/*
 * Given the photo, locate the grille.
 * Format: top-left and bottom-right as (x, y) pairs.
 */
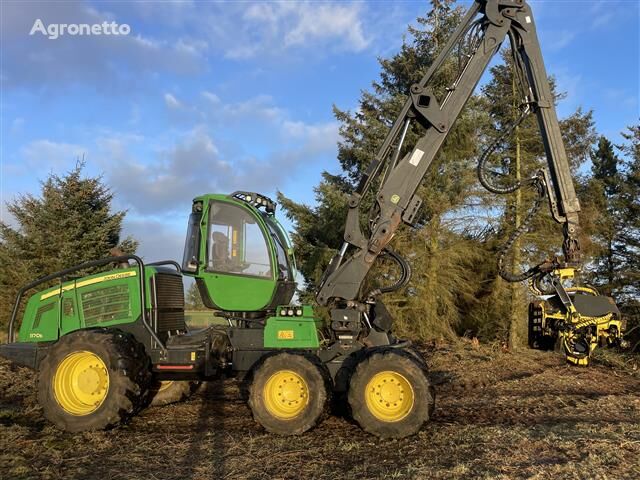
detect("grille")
(82, 285), (130, 326)
(154, 272), (186, 333)
(32, 302), (56, 329)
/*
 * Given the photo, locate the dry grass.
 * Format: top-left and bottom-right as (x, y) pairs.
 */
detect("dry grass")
(1, 344), (639, 480)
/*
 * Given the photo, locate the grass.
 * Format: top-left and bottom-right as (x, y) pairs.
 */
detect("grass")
(184, 310), (226, 328)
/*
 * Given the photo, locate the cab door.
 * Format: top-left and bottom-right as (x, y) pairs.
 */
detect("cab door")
(199, 200), (277, 311)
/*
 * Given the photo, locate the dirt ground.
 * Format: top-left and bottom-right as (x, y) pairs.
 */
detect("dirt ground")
(1, 343), (639, 480)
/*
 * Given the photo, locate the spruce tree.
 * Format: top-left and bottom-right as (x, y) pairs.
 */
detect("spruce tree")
(185, 282), (206, 310)
(579, 136), (629, 297)
(618, 125), (640, 299)
(463, 52), (595, 344)
(0, 163), (137, 327)
(281, 0), (486, 340)
(281, 1), (598, 343)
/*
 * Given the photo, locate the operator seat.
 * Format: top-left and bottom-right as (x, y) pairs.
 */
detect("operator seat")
(211, 232), (230, 270)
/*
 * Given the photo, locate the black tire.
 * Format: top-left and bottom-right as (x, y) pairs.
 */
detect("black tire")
(148, 380), (200, 407)
(348, 348), (434, 439)
(37, 328), (151, 432)
(248, 352), (331, 435)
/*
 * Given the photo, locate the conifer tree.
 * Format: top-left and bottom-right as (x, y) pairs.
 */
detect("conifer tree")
(0, 163), (137, 327)
(185, 282), (206, 310)
(617, 125), (640, 298)
(281, 0), (486, 339)
(584, 136), (625, 295)
(457, 50), (595, 344)
(281, 1), (598, 343)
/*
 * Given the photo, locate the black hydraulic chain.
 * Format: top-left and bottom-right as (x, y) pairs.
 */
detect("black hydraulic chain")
(496, 176), (546, 282)
(476, 107), (551, 282)
(477, 107), (532, 194)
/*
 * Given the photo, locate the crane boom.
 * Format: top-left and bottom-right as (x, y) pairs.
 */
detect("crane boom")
(314, 0), (625, 367)
(317, 0), (581, 305)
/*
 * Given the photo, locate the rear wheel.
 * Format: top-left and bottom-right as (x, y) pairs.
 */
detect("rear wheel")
(348, 348), (434, 438)
(148, 380), (200, 407)
(38, 328), (151, 432)
(248, 353), (330, 435)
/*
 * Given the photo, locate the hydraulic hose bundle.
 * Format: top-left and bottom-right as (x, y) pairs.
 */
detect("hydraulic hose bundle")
(476, 108), (550, 283)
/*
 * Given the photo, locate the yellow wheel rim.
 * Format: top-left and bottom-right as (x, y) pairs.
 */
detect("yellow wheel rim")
(263, 370), (309, 420)
(365, 371), (414, 422)
(53, 351), (109, 415)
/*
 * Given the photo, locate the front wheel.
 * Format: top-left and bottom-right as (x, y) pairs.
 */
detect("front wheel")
(37, 329), (151, 432)
(248, 353), (330, 435)
(348, 348), (434, 438)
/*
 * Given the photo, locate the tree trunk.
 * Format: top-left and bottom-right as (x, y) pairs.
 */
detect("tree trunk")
(508, 76), (523, 351)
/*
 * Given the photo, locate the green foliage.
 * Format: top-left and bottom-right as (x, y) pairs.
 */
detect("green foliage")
(281, 1), (485, 340)
(185, 282), (206, 310)
(280, 0), (631, 345)
(582, 136), (625, 295)
(0, 163), (137, 327)
(467, 51), (595, 346)
(578, 129), (640, 301)
(617, 125), (640, 299)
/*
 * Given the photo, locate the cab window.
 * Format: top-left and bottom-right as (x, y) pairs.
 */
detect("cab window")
(207, 202), (272, 278)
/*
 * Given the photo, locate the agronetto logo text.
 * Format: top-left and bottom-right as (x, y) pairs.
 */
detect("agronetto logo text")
(29, 19), (131, 40)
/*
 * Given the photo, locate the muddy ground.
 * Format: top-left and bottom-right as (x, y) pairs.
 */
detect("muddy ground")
(1, 343), (639, 480)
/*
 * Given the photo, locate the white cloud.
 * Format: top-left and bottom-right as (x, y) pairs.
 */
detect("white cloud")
(201, 91), (220, 105)
(283, 3), (369, 51)
(550, 66), (585, 117)
(103, 114), (337, 217)
(95, 86), (339, 218)
(122, 217), (185, 263)
(1, 1), (205, 91)
(591, 12), (614, 29)
(162, 91), (290, 126)
(214, 1), (371, 60)
(604, 88), (638, 110)
(21, 139), (87, 169)
(128, 104), (141, 125)
(164, 93), (183, 110)
(221, 95), (286, 122)
(281, 120), (339, 150)
(543, 29), (577, 51)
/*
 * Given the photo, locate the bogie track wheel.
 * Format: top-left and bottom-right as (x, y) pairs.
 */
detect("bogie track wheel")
(37, 328), (151, 432)
(348, 348), (434, 438)
(248, 353), (331, 435)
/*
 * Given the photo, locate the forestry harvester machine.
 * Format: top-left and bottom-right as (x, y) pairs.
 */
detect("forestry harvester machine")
(0, 0), (625, 437)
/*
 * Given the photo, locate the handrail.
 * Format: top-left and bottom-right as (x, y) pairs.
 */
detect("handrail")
(7, 255), (167, 353)
(147, 260), (182, 272)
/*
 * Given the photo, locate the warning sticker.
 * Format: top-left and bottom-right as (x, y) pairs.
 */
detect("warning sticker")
(277, 330), (295, 340)
(409, 149), (424, 166)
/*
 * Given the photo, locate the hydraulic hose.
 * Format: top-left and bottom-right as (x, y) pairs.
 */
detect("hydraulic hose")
(496, 177), (546, 282)
(477, 108), (531, 194)
(476, 106), (553, 283)
(366, 248), (412, 298)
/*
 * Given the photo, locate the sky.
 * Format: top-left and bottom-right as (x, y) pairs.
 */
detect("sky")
(1, 0), (638, 265)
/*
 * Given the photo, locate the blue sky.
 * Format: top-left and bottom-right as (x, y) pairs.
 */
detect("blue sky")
(1, 0), (638, 264)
